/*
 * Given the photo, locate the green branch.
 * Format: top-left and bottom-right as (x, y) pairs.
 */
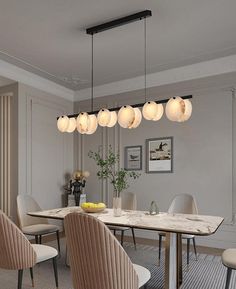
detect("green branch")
(88, 146), (140, 197)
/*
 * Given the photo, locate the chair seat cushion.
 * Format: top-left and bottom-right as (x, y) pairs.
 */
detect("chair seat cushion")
(108, 225), (130, 231)
(133, 264), (151, 288)
(32, 244), (58, 263)
(222, 249), (236, 269)
(22, 224), (59, 235)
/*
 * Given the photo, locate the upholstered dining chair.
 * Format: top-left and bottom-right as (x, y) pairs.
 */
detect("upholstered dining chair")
(64, 212), (151, 289)
(222, 248), (236, 289)
(108, 192), (137, 249)
(0, 210), (58, 289)
(17, 195), (60, 252)
(158, 194), (198, 266)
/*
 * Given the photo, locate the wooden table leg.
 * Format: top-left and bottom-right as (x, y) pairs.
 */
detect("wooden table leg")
(165, 232), (182, 289)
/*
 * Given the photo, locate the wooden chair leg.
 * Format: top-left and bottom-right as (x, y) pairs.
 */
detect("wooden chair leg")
(131, 228), (137, 250)
(30, 267), (34, 287)
(192, 237), (197, 261)
(52, 257), (59, 289)
(187, 239), (190, 267)
(158, 235), (162, 264)
(56, 230), (61, 253)
(225, 267), (232, 289)
(18, 269), (23, 289)
(121, 230), (124, 247)
(35, 235), (38, 244)
(39, 235), (42, 244)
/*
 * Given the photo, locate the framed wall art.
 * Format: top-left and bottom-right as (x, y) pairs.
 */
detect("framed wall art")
(146, 137), (173, 173)
(124, 145), (142, 171)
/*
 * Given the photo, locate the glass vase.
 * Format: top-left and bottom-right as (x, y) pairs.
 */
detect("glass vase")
(113, 196), (122, 217)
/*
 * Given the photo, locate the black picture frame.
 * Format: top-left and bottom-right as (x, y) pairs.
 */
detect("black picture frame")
(146, 137), (173, 173)
(124, 145), (142, 171)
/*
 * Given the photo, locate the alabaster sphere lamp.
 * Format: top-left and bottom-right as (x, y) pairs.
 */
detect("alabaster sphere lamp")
(66, 117), (77, 133)
(142, 101), (164, 121)
(77, 112), (90, 134)
(166, 97), (192, 122)
(178, 98), (192, 122)
(142, 101), (158, 120)
(57, 115), (69, 132)
(97, 109), (111, 126)
(118, 105), (135, 128)
(86, 114), (98, 134)
(165, 97), (182, 121)
(107, 111), (117, 127)
(152, 103), (164, 121)
(129, 108), (142, 129)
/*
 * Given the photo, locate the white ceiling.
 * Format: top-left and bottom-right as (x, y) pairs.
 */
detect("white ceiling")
(0, 0), (236, 90)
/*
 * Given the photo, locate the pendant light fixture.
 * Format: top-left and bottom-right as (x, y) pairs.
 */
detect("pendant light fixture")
(57, 10), (193, 134)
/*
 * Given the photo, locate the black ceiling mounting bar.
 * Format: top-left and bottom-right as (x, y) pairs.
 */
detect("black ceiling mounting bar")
(86, 10), (152, 35)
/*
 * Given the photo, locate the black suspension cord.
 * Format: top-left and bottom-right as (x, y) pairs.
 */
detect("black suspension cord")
(91, 34), (94, 112)
(144, 17), (147, 103)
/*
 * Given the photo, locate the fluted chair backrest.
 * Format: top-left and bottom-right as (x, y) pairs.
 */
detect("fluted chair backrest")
(168, 194), (198, 214)
(64, 213), (139, 289)
(0, 210), (36, 270)
(17, 195), (48, 228)
(121, 192), (137, 210)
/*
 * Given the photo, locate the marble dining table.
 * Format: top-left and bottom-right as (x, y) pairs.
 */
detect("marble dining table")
(28, 207), (224, 289)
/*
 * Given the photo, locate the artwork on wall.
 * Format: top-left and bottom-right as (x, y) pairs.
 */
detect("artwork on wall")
(124, 146), (142, 171)
(146, 137), (173, 173)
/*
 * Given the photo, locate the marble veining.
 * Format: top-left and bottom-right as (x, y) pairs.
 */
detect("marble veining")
(28, 207), (224, 236)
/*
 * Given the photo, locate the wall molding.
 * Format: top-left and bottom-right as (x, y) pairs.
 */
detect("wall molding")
(0, 94), (12, 216)
(26, 94), (70, 196)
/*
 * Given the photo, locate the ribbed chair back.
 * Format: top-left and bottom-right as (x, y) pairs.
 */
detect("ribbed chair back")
(121, 192), (137, 210)
(168, 193), (198, 214)
(0, 210), (36, 270)
(17, 195), (48, 228)
(64, 213), (139, 289)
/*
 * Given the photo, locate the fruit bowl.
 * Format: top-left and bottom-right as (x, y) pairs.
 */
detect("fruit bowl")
(81, 202), (106, 213)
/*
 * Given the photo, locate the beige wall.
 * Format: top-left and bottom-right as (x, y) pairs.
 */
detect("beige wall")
(17, 83), (74, 226)
(74, 87), (236, 248)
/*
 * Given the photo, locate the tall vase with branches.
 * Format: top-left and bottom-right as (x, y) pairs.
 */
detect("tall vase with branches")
(88, 146), (140, 216)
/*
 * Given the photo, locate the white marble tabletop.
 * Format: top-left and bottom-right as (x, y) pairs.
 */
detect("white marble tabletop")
(28, 207), (223, 236)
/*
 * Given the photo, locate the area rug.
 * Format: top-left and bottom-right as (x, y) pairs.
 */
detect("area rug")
(125, 242), (234, 289)
(0, 239), (234, 289)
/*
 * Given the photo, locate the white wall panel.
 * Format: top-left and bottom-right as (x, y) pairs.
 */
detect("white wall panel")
(18, 84), (74, 213)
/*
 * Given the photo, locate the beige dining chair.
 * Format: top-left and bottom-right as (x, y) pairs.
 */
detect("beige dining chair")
(108, 192), (137, 249)
(158, 194), (198, 266)
(64, 212), (151, 289)
(17, 195), (60, 252)
(0, 210), (58, 289)
(222, 248), (236, 289)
